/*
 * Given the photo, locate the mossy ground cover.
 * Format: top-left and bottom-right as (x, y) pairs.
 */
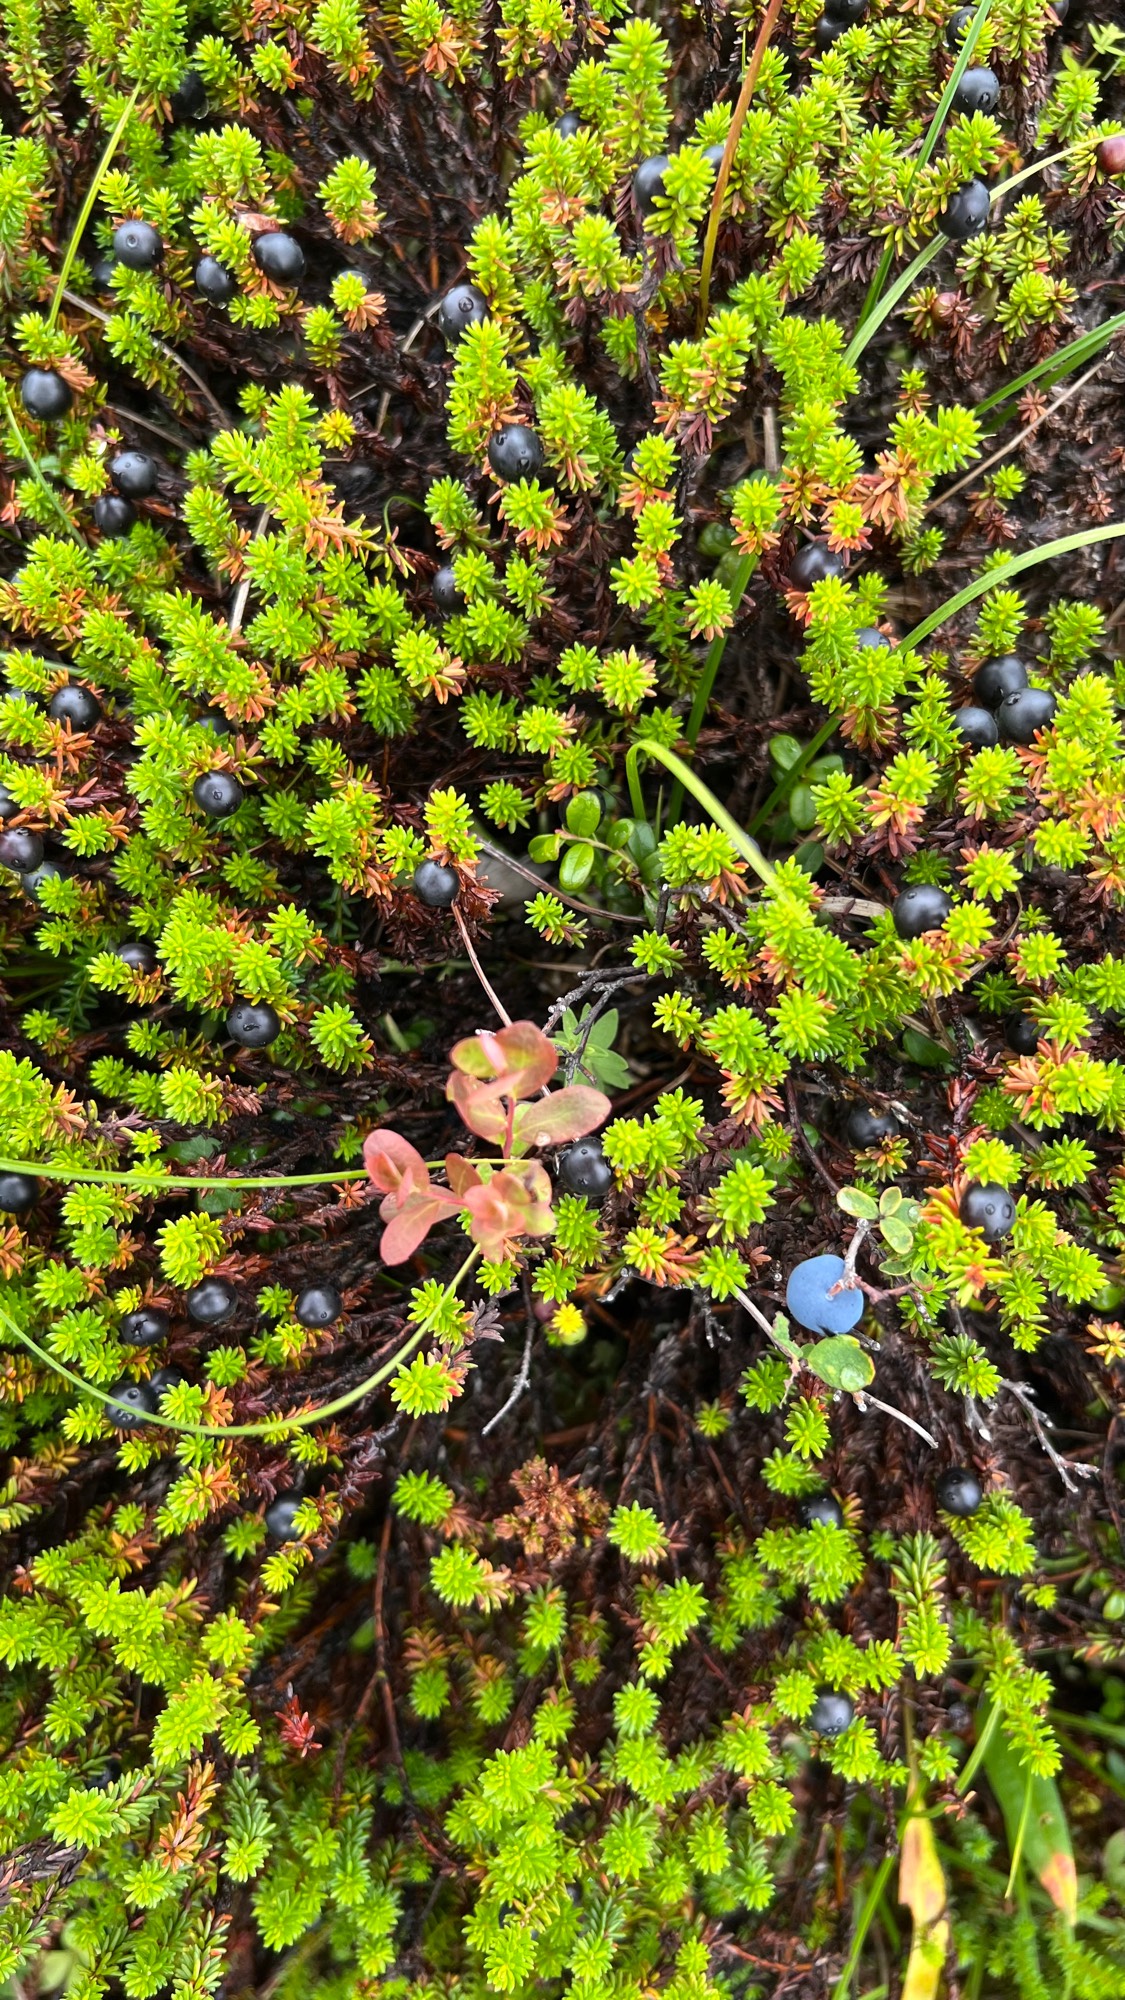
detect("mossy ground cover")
(3, 0), (1125, 1995)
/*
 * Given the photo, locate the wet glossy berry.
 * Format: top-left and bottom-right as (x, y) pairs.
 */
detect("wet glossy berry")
(844, 1103), (898, 1149)
(94, 493), (136, 538)
(953, 704), (998, 749)
(946, 5), (973, 43)
(119, 1306), (170, 1346)
(942, 178), (991, 241)
(170, 70), (207, 118)
(0, 786), (17, 820)
(1097, 134), (1125, 177)
(488, 423), (543, 482)
(558, 1141), (614, 1203)
(91, 255), (117, 292)
(227, 1001), (281, 1049)
(974, 653), (1027, 709)
(265, 1492), (302, 1539)
(20, 368), (72, 420)
(0, 828), (44, 872)
(892, 883), (952, 939)
(959, 1181), (1016, 1242)
(113, 219), (162, 269)
(436, 282), (488, 343)
(788, 540), (845, 589)
(21, 860), (62, 901)
(814, 13), (850, 49)
(195, 256), (236, 303)
(856, 626), (890, 650)
(49, 682), (101, 729)
(192, 771), (243, 818)
(252, 231), (305, 284)
(295, 1284), (343, 1327)
(149, 1365), (187, 1400)
(107, 1378), (156, 1429)
(798, 1493), (844, 1529)
(952, 66), (999, 116)
(556, 110), (581, 137)
(809, 1688), (854, 1737)
(110, 450), (157, 498)
(936, 1466), (983, 1516)
(0, 1172), (38, 1213)
(413, 858), (459, 907)
(117, 940), (157, 974)
(432, 565), (464, 614)
(997, 686), (1056, 744)
(633, 154), (670, 215)
(185, 1277), (237, 1325)
(826, 0), (869, 18)
(196, 706), (232, 735)
(1005, 1011), (1040, 1056)
(787, 1253), (863, 1335)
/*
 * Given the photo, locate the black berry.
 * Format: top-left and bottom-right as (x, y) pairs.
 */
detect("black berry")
(556, 111), (581, 137)
(195, 256), (236, 303)
(91, 255), (117, 292)
(558, 1140), (613, 1203)
(21, 860), (62, 901)
(227, 1001), (281, 1049)
(196, 706), (232, 736)
(974, 654), (1027, 709)
(110, 450), (157, 498)
(432, 565), (464, 615)
(1005, 1011), (1040, 1056)
(170, 70), (207, 119)
(946, 6), (973, 45)
(86, 1756), (122, 1790)
(295, 1284), (343, 1328)
(997, 687), (1056, 745)
(20, 369), (72, 421)
(413, 858), (459, 907)
(809, 1689), (854, 1737)
(633, 154), (670, 215)
(0, 1172), (38, 1213)
(436, 283), (489, 343)
(788, 540), (845, 589)
(936, 1465), (983, 1516)
(843, 1103), (898, 1149)
(959, 1181), (1016, 1242)
(119, 1306), (170, 1346)
(942, 178), (991, 241)
(148, 1365), (187, 1400)
(185, 1277), (237, 1325)
(107, 1378), (157, 1429)
(826, 0), (869, 18)
(49, 683), (101, 729)
(488, 424), (544, 482)
(952, 66), (1000, 117)
(265, 1492), (303, 1539)
(93, 494), (136, 538)
(0, 786), (17, 819)
(113, 220), (162, 270)
(953, 704), (998, 749)
(892, 883), (952, 939)
(252, 231), (305, 285)
(814, 13), (850, 49)
(193, 771), (243, 818)
(117, 940), (157, 974)
(798, 1493), (844, 1529)
(0, 828), (44, 872)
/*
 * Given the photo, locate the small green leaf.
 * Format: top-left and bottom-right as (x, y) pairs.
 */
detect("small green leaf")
(902, 1028), (952, 1069)
(565, 791), (602, 838)
(529, 832), (562, 862)
(789, 784), (816, 831)
(559, 841), (596, 891)
(769, 733), (803, 771)
(837, 1186), (878, 1220)
(793, 840), (825, 876)
(879, 1216), (914, 1255)
(805, 1335), (875, 1392)
(879, 1186), (902, 1214)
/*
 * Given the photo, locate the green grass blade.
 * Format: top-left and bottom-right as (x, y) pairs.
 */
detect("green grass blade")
(625, 740), (777, 889)
(666, 548), (759, 825)
(0, 1156), (368, 1191)
(976, 310), (1125, 423)
(0, 384), (84, 543)
(898, 520), (1125, 653)
(47, 84), (141, 330)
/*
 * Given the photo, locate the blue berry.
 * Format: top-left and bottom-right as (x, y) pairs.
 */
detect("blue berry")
(785, 1254), (863, 1335)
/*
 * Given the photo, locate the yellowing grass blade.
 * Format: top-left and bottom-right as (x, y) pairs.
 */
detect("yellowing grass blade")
(899, 1793), (950, 2000)
(981, 1707), (1077, 1924)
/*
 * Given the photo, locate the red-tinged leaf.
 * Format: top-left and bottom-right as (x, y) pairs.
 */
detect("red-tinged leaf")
(511, 1086), (612, 1156)
(445, 1153), (482, 1197)
(364, 1128), (432, 1199)
(449, 1020), (558, 1098)
(463, 1162), (556, 1263)
(379, 1188), (463, 1265)
(447, 1072), (510, 1144)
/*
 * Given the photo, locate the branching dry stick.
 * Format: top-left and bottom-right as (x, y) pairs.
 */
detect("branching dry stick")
(482, 1283), (537, 1438)
(1003, 1378), (1096, 1493)
(61, 288), (230, 426)
(230, 507), (272, 637)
